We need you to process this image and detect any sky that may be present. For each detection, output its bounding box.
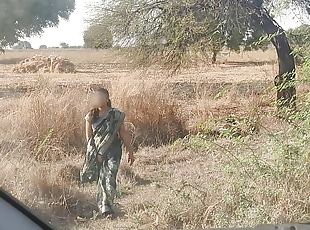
[27,0,309,49]
[27,0,98,49]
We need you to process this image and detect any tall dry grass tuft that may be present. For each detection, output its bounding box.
[122,93,188,146]
[111,80,188,146]
[11,82,88,161]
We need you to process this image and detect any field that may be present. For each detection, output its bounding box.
[1,49,310,230]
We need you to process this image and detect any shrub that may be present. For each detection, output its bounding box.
[158,110,310,228]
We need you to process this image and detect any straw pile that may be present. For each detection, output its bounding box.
[13,55,76,73]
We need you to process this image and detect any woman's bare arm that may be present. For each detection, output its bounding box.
[119,124,135,166]
[86,120,93,142]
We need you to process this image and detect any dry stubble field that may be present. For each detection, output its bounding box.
[1,49,310,230]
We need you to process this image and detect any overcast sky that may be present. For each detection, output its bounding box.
[27,0,96,48]
[27,0,309,49]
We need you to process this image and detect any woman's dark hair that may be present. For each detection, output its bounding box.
[90,88,112,121]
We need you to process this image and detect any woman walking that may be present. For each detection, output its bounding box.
[80,88,135,217]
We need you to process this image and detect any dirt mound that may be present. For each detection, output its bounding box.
[12,55,76,73]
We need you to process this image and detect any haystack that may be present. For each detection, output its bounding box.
[12,55,76,73]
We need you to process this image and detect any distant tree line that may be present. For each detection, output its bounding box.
[11,42,83,50]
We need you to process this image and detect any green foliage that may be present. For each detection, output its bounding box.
[301,57,310,82]
[0,0,75,47]
[60,42,69,48]
[39,45,47,49]
[92,0,268,66]
[243,20,270,51]
[83,24,113,49]
[12,41,32,49]
[170,90,310,226]
[287,24,310,64]
[287,24,310,47]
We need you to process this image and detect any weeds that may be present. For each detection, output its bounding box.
[165,104,310,228]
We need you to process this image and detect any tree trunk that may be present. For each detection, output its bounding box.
[251,8,296,110]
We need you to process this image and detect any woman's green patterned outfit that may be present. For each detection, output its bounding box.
[80,108,125,214]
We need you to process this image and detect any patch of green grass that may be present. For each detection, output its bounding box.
[172,134,211,151]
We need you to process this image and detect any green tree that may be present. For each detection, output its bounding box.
[60,42,70,48]
[287,24,310,47]
[92,0,310,109]
[93,1,270,64]
[0,0,75,47]
[39,45,48,49]
[287,24,310,64]
[12,41,32,49]
[83,24,113,49]
[94,1,266,64]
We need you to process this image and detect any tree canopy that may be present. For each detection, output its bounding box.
[12,41,32,49]
[90,0,310,108]
[60,42,69,48]
[287,24,310,63]
[39,45,48,49]
[83,24,113,49]
[288,24,310,46]
[91,0,301,65]
[0,0,75,47]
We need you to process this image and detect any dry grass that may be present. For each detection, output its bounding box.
[111,80,188,146]
[124,132,310,229]
[1,49,310,229]
[1,79,188,162]
[9,83,87,161]
[0,48,277,66]
[0,49,128,65]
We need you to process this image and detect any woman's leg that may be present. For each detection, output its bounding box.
[97,156,120,214]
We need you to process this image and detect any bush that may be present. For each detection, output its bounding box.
[122,94,188,146]
[287,24,310,48]
[12,41,32,49]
